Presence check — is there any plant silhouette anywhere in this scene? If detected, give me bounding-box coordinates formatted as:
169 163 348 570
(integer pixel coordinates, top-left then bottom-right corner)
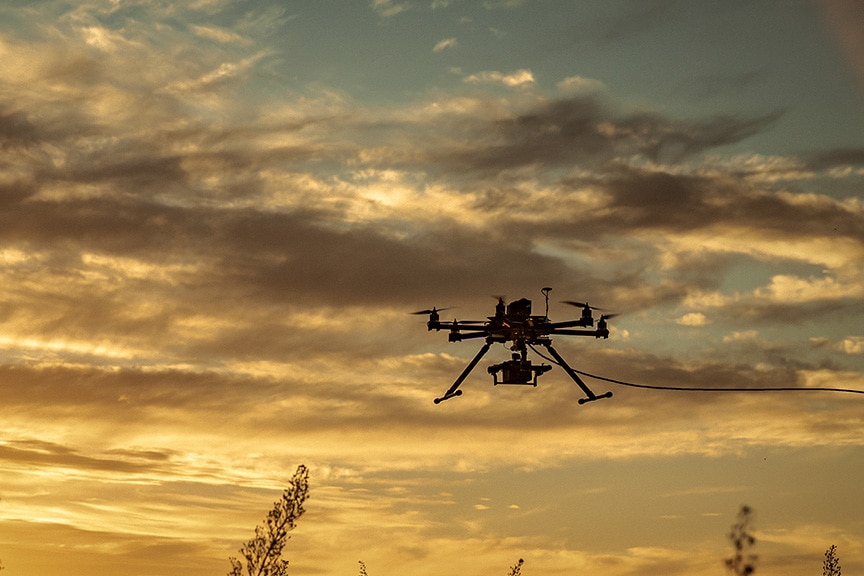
507 558 525 576
228 465 309 576
823 544 841 576
225 475 856 576
725 505 757 576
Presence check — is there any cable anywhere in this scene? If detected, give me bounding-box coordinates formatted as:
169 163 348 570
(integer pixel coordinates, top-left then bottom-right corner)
574 369 864 395
527 344 864 396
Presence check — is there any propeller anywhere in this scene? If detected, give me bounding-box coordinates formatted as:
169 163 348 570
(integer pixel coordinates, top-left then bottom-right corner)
410 307 452 315
599 313 619 320
561 300 606 311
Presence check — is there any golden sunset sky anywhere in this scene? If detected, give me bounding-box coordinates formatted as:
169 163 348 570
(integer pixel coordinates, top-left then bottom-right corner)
1 1 864 575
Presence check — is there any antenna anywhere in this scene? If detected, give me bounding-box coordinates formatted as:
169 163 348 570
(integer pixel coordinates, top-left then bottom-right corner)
541 286 552 318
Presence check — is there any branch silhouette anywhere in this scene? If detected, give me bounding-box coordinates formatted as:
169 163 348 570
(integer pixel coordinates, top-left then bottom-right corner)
823 544 841 576
229 465 310 576
507 558 525 576
725 505 757 576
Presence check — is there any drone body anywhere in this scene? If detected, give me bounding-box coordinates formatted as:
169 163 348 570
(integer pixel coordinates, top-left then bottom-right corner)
415 288 615 404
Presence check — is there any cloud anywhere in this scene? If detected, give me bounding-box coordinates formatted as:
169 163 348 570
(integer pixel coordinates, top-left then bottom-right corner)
411 96 780 176
2 45 859 374
0 30 858 351
810 336 864 355
165 52 269 94
837 336 864 355
806 146 864 170
81 25 135 52
722 330 760 343
0 438 174 474
483 0 525 8
676 313 708 327
557 75 605 93
463 69 535 87
754 274 864 303
0 106 41 147
190 24 254 46
433 37 457 52
371 0 410 17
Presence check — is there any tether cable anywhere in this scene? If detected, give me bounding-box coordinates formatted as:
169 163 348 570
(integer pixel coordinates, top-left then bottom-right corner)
527 344 864 396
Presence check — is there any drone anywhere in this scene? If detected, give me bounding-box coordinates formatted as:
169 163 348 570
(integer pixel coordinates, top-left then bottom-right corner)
413 287 616 405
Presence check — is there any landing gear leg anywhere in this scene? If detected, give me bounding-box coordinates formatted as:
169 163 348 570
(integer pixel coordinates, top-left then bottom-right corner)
542 343 612 405
434 342 492 404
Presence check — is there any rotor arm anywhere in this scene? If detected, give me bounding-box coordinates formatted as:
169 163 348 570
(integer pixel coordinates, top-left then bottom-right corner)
436 322 487 331
434 342 492 404
542 342 613 405
448 330 489 342
547 319 594 330
550 328 609 339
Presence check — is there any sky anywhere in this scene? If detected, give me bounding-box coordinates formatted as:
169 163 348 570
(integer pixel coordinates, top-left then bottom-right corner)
1 0 864 575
